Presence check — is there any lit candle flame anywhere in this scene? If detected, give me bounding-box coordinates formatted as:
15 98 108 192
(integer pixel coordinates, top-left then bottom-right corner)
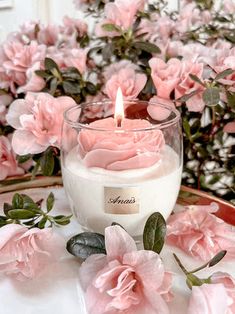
114 87 124 127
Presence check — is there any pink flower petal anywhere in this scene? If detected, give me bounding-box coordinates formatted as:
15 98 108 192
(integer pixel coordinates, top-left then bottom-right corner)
12 129 45 155
6 99 30 129
188 284 229 314
105 226 137 260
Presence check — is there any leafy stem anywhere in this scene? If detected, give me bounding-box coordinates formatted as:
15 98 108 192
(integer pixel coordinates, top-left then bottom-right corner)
1 192 72 229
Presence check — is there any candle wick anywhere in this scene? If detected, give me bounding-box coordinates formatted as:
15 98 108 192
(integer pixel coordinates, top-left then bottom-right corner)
116 116 122 128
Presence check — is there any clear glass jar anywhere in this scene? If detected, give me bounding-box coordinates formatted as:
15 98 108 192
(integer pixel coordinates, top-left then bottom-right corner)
61 100 182 237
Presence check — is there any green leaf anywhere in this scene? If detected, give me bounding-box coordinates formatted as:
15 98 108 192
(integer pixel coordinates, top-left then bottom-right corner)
53 214 72 225
35 70 50 79
215 69 234 81
208 250 227 267
66 232 106 259
46 192 54 213
44 57 60 72
21 194 39 211
86 82 97 95
63 81 81 94
8 209 37 220
50 77 58 95
202 87 220 107
183 118 191 140
38 216 48 229
101 23 121 33
3 203 12 216
62 67 81 80
177 90 199 103
40 149 55 176
12 193 24 209
189 74 205 87
143 212 166 254
133 41 161 54
226 91 235 109
17 154 31 164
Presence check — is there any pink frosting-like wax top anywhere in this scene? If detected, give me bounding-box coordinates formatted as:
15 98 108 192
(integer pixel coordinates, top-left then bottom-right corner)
77 117 165 171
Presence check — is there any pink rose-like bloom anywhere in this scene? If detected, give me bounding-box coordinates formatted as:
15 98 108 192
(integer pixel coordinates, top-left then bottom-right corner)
149 58 181 99
1 40 46 90
175 60 205 112
0 224 64 281
105 67 147 101
224 121 235 133
188 283 230 314
37 24 59 46
96 0 145 37
78 117 165 170
167 203 235 261
148 96 175 121
6 92 76 155
62 16 88 38
103 60 138 81
80 225 172 314
64 48 87 75
210 272 235 313
0 135 24 180
17 61 46 94
19 21 41 42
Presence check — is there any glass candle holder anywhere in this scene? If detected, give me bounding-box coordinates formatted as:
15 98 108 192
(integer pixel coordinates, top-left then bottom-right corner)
61 100 182 238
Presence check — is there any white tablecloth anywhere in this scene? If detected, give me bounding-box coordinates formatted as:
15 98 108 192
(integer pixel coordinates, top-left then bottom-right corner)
0 187 234 314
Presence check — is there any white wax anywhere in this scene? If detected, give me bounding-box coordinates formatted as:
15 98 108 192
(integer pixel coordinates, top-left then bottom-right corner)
62 146 182 237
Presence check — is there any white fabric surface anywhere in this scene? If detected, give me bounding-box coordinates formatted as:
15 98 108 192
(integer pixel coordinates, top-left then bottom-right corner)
0 187 234 314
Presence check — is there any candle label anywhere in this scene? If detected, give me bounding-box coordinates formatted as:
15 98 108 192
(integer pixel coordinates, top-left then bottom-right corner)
104 186 140 214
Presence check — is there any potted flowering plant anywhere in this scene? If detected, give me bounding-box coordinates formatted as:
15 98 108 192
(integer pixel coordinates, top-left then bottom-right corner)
0 0 234 203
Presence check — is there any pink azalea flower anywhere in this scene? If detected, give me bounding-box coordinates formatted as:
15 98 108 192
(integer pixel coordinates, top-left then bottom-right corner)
175 60 205 112
96 0 145 37
224 121 235 133
62 16 88 38
149 58 181 99
37 24 59 46
188 283 230 314
0 135 24 180
148 96 175 121
6 92 76 155
0 224 64 281
0 40 46 93
103 60 138 81
210 272 235 313
79 225 172 314
17 61 46 94
104 67 147 101
19 21 41 42
167 203 235 261
64 48 87 74
175 3 211 33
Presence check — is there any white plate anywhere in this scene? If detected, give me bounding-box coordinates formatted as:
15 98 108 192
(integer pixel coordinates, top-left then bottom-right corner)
0 187 234 314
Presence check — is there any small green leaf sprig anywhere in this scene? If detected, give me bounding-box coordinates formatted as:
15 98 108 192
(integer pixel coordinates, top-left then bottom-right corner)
35 58 98 103
173 250 227 289
1 192 72 229
66 212 166 259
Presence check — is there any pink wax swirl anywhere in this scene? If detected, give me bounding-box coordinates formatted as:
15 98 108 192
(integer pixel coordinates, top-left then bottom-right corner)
77 117 165 171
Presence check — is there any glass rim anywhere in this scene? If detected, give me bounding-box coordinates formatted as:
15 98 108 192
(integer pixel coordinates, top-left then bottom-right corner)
63 99 181 132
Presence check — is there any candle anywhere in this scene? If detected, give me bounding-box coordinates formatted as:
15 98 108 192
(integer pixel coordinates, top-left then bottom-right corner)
62 90 182 238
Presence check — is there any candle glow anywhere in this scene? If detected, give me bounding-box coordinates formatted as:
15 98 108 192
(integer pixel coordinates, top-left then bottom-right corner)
114 87 124 127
